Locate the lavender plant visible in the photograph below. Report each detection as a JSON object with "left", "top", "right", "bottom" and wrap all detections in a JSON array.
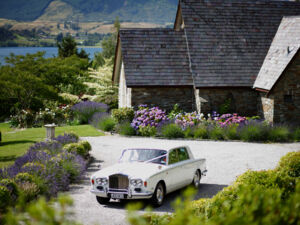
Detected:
[
  {"left": 0, "top": 132, "right": 90, "bottom": 209},
  {"left": 71, "top": 101, "right": 108, "bottom": 124}
]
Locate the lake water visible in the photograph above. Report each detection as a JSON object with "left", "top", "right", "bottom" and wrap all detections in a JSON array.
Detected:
[{"left": 0, "top": 47, "right": 102, "bottom": 65}]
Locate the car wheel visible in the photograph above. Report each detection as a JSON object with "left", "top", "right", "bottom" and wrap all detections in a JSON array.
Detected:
[
  {"left": 151, "top": 182, "right": 165, "bottom": 207},
  {"left": 96, "top": 196, "right": 110, "bottom": 205},
  {"left": 192, "top": 170, "right": 201, "bottom": 188}
]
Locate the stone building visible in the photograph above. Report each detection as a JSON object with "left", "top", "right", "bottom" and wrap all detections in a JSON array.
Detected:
[
  {"left": 112, "top": 0, "right": 300, "bottom": 123},
  {"left": 254, "top": 17, "right": 300, "bottom": 125}
]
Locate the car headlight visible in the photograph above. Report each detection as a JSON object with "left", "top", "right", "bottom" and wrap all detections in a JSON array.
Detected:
[
  {"left": 130, "top": 179, "right": 143, "bottom": 187},
  {"left": 96, "top": 178, "right": 108, "bottom": 185}
]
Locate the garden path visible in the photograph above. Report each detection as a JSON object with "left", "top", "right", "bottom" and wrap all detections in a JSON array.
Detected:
[{"left": 68, "top": 136, "right": 300, "bottom": 225}]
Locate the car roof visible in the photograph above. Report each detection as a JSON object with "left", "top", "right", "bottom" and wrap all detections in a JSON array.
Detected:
[{"left": 123, "top": 146, "right": 190, "bottom": 153}]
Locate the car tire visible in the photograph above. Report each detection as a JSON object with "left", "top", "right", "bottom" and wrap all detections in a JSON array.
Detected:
[
  {"left": 96, "top": 196, "right": 110, "bottom": 205},
  {"left": 150, "top": 182, "right": 165, "bottom": 207},
  {"left": 192, "top": 170, "right": 201, "bottom": 188}
]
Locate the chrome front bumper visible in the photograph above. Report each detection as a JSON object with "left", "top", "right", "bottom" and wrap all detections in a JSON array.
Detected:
[{"left": 90, "top": 187, "right": 153, "bottom": 199}]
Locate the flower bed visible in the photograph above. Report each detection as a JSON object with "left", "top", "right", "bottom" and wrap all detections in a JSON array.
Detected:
[
  {"left": 0, "top": 132, "right": 91, "bottom": 213},
  {"left": 10, "top": 104, "right": 73, "bottom": 128},
  {"left": 131, "top": 105, "right": 168, "bottom": 136},
  {"left": 84, "top": 103, "right": 299, "bottom": 143}
]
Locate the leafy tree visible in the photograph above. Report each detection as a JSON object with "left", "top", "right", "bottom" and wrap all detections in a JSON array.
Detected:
[
  {"left": 57, "top": 35, "right": 89, "bottom": 59},
  {"left": 0, "top": 62, "right": 58, "bottom": 111},
  {"left": 0, "top": 52, "right": 90, "bottom": 116},
  {"left": 57, "top": 35, "right": 78, "bottom": 58}
]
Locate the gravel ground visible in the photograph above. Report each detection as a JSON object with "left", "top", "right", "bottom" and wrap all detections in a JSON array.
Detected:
[{"left": 68, "top": 135, "right": 300, "bottom": 225}]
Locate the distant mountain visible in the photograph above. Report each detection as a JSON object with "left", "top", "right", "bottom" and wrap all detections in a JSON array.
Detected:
[{"left": 0, "top": 0, "right": 178, "bottom": 24}]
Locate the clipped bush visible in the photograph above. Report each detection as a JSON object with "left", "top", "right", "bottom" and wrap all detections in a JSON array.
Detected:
[
  {"left": 161, "top": 124, "right": 184, "bottom": 139},
  {"left": 63, "top": 141, "right": 91, "bottom": 158},
  {"left": 0, "top": 185, "right": 11, "bottom": 212},
  {"left": 0, "top": 179, "right": 19, "bottom": 203},
  {"left": 127, "top": 151, "right": 300, "bottom": 225},
  {"left": 194, "top": 126, "right": 208, "bottom": 139},
  {"left": 112, "top": 107, "right": 135, "bottom": 123},
  {"left": 15, "top": 173, "right": 34, "bottom": 183},
  {"left": 139, "top": 125, "right": 157, "bottom": 137},
  {"left": 276, "top": 151, "right": 300, "bottom": 178},
  {"left": 235, "top": 170, "right": 278, "bottom": 188},
  {"left": 208, "top": 126, "right": 225, "bottom": 140},
  {"left": 81, "top": 141, "right": 92, "bottom": 152},
  {"left": 117, "top": 122, "right": 136, "bottom": 136},
  {"left": 98, "top": 116, "right": 116, "bottom": 132},
  {"left": 268, "top": 126, "right": 290, "bottom": 142}
]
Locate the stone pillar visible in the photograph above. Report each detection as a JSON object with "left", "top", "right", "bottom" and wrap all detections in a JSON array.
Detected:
[{"left": 45, "top": 124, "right": 56, "bottom": 140}]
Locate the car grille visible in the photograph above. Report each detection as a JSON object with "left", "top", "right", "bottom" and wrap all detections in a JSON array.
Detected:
[{"left": 109, "top": 174, "right": 129, "bottom": 190}]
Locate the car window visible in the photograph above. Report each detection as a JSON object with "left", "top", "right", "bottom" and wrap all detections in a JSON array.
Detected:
[
  {"left": 178, "top": 148, "right": 189, "bottom": 162},
  {"left": 168, "top": 149, "right": 178, "bottom": 165}
]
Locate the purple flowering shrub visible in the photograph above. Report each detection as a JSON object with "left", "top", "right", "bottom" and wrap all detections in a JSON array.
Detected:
[
  {"left": 0, "top": 133, "right": 89, "bottom": 208},
  {"left": 216, "top": 113, "right": 248, "bottom": 128},
  {"left": 175, "top": 112, "right": 205, "bottom": 130},
  {"left": 52, "top": 132, "right": 79, "bottom": 145},
  {"left": 131, "top": 105, "right": 168, "bottom": 134},
  {"left": 71, "top": 101, "right": 108, "bottom": 124}
]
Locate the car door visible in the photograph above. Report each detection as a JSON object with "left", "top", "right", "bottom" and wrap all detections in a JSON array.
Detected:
[
  {"left": 177, "top": 147, "right": 194, "bottom": 185},
  {"left": 164, "top": 148, "right": 180, "bottom": 193}
]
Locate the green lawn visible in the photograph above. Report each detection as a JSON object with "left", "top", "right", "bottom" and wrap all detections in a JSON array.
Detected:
[{"left": 0, "top": 123, "right": 103, "bottom": 168}]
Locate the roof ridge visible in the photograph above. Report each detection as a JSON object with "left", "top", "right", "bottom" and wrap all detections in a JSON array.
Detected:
[{"left": 119, "top": 28, "right": 174, "bottom": 31}]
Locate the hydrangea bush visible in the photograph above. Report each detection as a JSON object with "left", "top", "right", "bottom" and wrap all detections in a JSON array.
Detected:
[
  {"left": 216, "top": 113, "right": 248, "bottom": 127},
  {"left": 131, "top": 105, "right": 168, "bottom": 132}
]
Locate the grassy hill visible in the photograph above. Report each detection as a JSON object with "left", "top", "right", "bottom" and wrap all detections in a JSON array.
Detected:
[{"left": 0, "top": 0, "right": 178, "bottom": 24}]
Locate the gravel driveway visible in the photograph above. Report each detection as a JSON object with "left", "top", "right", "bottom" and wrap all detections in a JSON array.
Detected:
[{"left": 68, "top": 135, "right": 300, "bottom": 225}]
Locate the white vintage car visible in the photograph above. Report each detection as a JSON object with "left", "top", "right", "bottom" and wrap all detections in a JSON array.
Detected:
[{"left": 90, "top": 146, "right": 207, "bottom": 206}]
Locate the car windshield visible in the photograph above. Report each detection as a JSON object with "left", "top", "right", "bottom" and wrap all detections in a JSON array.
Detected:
[{"left": 119, "top": 149, "right": 167, "bottom": 165}]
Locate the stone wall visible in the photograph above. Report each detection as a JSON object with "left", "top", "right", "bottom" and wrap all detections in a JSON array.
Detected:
[
  {"left": 131, "top": 87, "right": 195, "bottom": 112},
  {"left": 257, "top": 93, "right": 274, "bottom": 122},
  {"left": 268, "top": 53, "right": 300, "bottom": 125},
  {"left": 196, "top": 88, "right": 258, "bottom": 116}
]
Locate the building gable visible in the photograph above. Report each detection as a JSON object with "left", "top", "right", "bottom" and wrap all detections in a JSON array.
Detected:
[{"left": 254, "top": 16, "right": 300, "bottom": 92}]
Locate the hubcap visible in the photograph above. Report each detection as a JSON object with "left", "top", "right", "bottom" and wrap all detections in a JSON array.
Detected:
[
  {"left": 156, "top": 186, "right": 164, "bottom": 203},
  {"left": 194, "top": 171, "right": 200, "bottom": 187}
]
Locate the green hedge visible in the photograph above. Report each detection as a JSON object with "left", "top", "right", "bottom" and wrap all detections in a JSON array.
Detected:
[
  {"left": 112, "top": 107, "right": 134, "bottom": 124},
  {"left": 127, "top": 151, "right": 300, "bottom": 225}
]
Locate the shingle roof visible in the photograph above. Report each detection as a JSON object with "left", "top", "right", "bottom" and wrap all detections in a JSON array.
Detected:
[
  {"left": 120, "top": 28, "right": 193, "bottom": 87},
  {"left": 180, "top": 0, "right": 300, "bottom": 87},
  {"left": 253, "top": 16, "right": 300, "bottom": 91}
]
